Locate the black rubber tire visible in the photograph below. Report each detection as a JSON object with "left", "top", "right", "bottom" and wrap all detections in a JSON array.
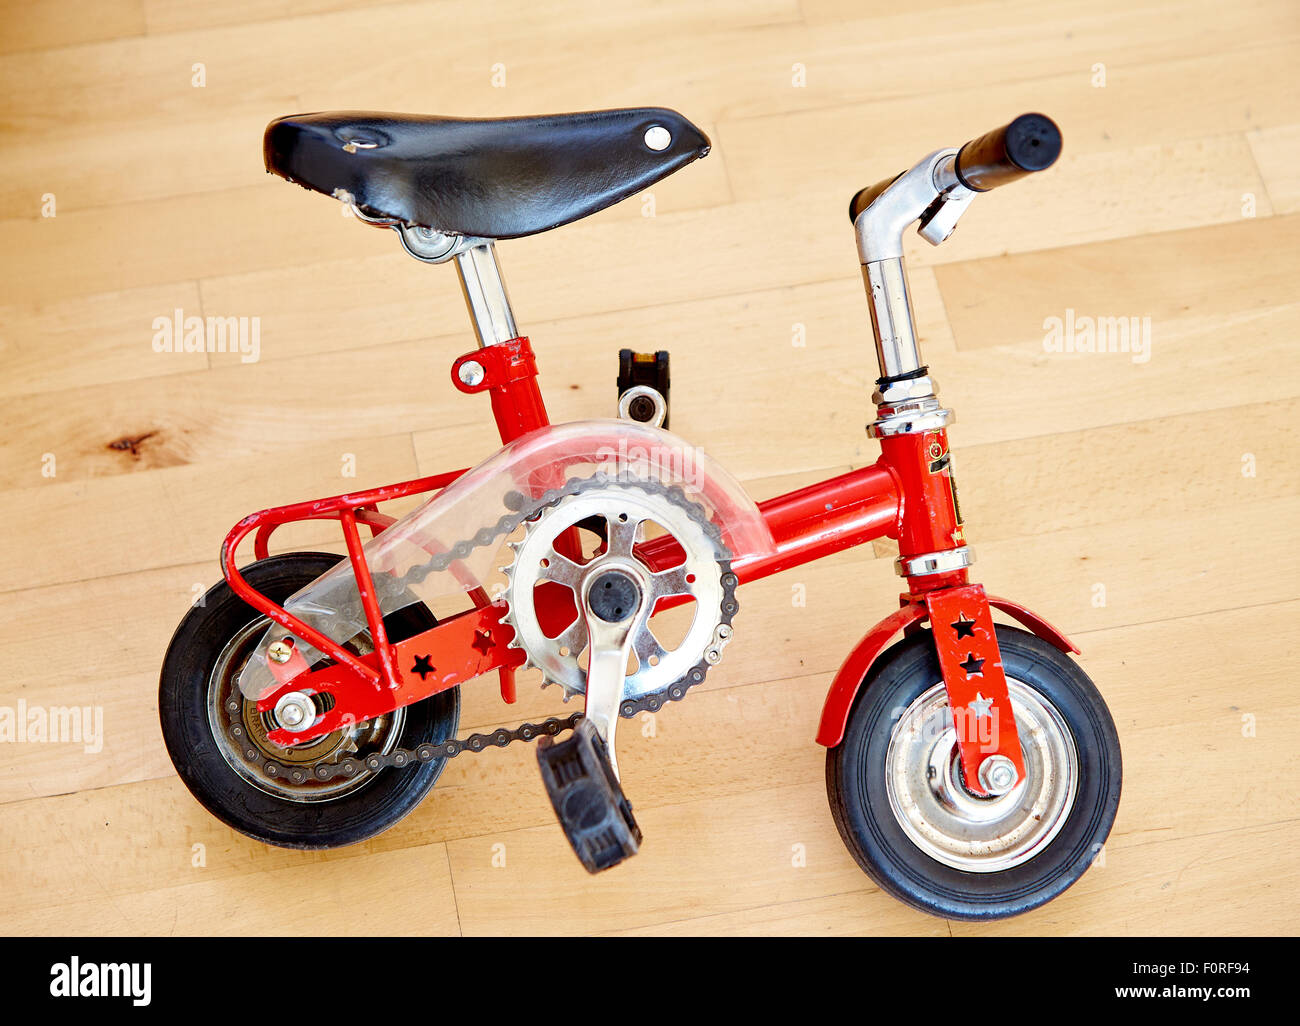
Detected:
[
  {"left": 159, "top": 552, "right": 459, "bottom": 849},
  {"left": 826, "top": 625, "right": 1121, "bottom": 921}
]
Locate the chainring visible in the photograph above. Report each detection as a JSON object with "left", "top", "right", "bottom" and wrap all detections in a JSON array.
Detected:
[{"left": 500, "top": 477, "right": 737, "bottom": 704}]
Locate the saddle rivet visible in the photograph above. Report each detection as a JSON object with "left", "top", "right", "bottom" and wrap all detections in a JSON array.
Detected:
[{"left": 644, "top": 126, "right": 671, "bottom": 151}]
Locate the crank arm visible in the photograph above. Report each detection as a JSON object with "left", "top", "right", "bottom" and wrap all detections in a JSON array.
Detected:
[{"left": 579, "top": 562, "right": 652, "bottom": 780}]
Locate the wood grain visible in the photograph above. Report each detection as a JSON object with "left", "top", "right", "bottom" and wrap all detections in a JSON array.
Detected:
[{"left": 0, "top": 0, "right": 1296, "bottom": 937}]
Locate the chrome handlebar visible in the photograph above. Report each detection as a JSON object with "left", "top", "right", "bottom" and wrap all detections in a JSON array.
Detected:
[{"left": 850, "top": 115, "right": 1062, "bottom": 385}]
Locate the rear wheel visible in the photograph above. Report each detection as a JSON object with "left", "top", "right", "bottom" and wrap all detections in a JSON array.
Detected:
[
  {"left": 159, "top": 552, "right": 459, "bottom": 849},
  {"left": 826, "top": 625, "right": 1120, "bottom": 920}
]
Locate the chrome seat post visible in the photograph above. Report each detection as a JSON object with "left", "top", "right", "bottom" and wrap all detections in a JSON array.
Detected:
[
  {"left": 454, "top": 242, "right": 519, "bottom": 348},
  {"left": 348, "top": 207, "right": 521, "bottom": 349}
]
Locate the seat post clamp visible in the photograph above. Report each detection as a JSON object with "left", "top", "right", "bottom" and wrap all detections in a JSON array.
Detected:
[
  {"left": 450, "top": 336, "right": 548, "bottom": 444},
  {"left": 451, "top": 337, "right": 538, "bottom": 395}
]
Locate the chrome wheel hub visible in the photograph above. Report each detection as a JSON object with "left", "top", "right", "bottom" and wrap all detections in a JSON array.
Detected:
[
  {"left": 273, "top": 691, "right": 316, "bottom": 733},
  {"left": 885, "top": 679, "right": 1078, "bottom": 873},
  {"left": 207, "top": 618, "right": 406, "bottom": 803}
]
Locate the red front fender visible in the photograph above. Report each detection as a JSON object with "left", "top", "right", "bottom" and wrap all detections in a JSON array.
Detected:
[{"left": 815, "top": 594, "right": 1079, "bottom": 748}]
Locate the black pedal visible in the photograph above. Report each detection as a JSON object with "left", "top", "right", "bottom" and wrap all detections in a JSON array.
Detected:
[
  {"left": 536, "top": 718, "right": 642, "bottom": 873},
  {"left": 617, "top": 349, "right": 670, "bottom": 428}
]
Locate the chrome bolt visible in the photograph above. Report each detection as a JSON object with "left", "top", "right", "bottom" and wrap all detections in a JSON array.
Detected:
[
  {"left": 458, "top": 360, "right": 486, "bottom": 387},
  {"left": 273, "top": 692, "right": 316, "bottom": 734},
  {"left": 267, "top": 640, "right": 293, "bottom": 664},
  {"left": 978, "top": 754, "right": 1019, "bottom": 795}
]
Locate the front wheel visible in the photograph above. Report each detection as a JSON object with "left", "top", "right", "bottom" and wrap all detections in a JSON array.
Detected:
[{"left": 826, "top": 625, "right": 1121, "bottom": 920}]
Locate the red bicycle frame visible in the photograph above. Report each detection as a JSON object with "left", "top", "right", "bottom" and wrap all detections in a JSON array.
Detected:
[
  {"left": 224, "top": 183, "right": 1080, "bottom": 795},
  {"left": 221, "top": 334, "right": 909, "bottom": 723}
]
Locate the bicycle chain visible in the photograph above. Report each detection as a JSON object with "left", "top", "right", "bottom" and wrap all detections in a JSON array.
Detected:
[
  {"left": 223, "top": 708, "right": 584, "bottom": 785},
  {"left": 224, "top": 474, "right": 738, "bottom": 784}
]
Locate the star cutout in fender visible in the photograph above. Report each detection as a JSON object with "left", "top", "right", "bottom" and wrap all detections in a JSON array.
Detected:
[
  {"left": 951, "top": 614, "right": 976, "bottom": 640},
  {"left": 959, "top": 652, "right": 985, "bottom": 676},
  {"left": 410, "top": 654, "right": 434, "bottom": 680},
  {"left": 471, "top": 629, "right": 494, "bottom": 655},
  {"left": 969, "top": 692, "right": 994, "bottom": 718}
]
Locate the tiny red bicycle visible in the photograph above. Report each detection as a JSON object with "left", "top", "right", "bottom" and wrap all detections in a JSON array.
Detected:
[{"left": 160, "top": 108, "right": 1121, "bottom": 920}]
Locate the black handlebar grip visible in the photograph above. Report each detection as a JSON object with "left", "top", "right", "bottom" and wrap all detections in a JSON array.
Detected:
[{"left": 955, "top": 113, "right": 1062, "bottom": 192}]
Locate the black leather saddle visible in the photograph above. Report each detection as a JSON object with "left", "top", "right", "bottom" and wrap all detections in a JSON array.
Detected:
[{"left": 264, "top": 107, "right": 710, "bottom": 240}]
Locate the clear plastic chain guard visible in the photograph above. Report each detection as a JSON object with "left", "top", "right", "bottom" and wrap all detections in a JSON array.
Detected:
[{"left": 236, "top": 419, "right": 773, "bottom": 699}]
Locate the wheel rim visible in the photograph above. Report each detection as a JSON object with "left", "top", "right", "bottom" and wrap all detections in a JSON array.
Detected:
[
  {"left": 884, "top": 679, "right": 1078, "bottom": 873},
  {"left": 205, "top": 618, "right": 406, "bottom": 803}
]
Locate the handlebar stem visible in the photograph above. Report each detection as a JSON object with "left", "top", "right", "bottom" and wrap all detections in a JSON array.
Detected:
[
  {"left": 861, "top": 257, "right": 924, "bottom": 379},
  {"left": 853, "top": 147, "right": 976, "bottom": 386},
  {"left": 853, "top": 149, "right": 970, "bottom": 437},
  {"left": 851, "top": 114, "right": 1057, "bottom": 439},
  {"left": 853, "top": 149, "right": 961, "bottom": 263}
]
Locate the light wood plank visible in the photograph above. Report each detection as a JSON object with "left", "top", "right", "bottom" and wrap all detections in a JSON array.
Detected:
[
  {"left": 0, "top": 0, "right": 144, "bottom": 56},
  {"left": 719, "top": 38, "right": 1300, "bottom": 201},
  {"left": 0, "top": 281, "right": 208, "bottom": 398},
  {"left": 0, "top": 432, "right": 421, "bottom": 589},
  {"left": 3, "top": 0, "right": 1297, "bottom": 939},
  {"left": 9, "top": 212, "right": 1294, "bottom": 495},
  {"left": 1247, "top": 122, "right": 1300, "bottom": 214}
]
